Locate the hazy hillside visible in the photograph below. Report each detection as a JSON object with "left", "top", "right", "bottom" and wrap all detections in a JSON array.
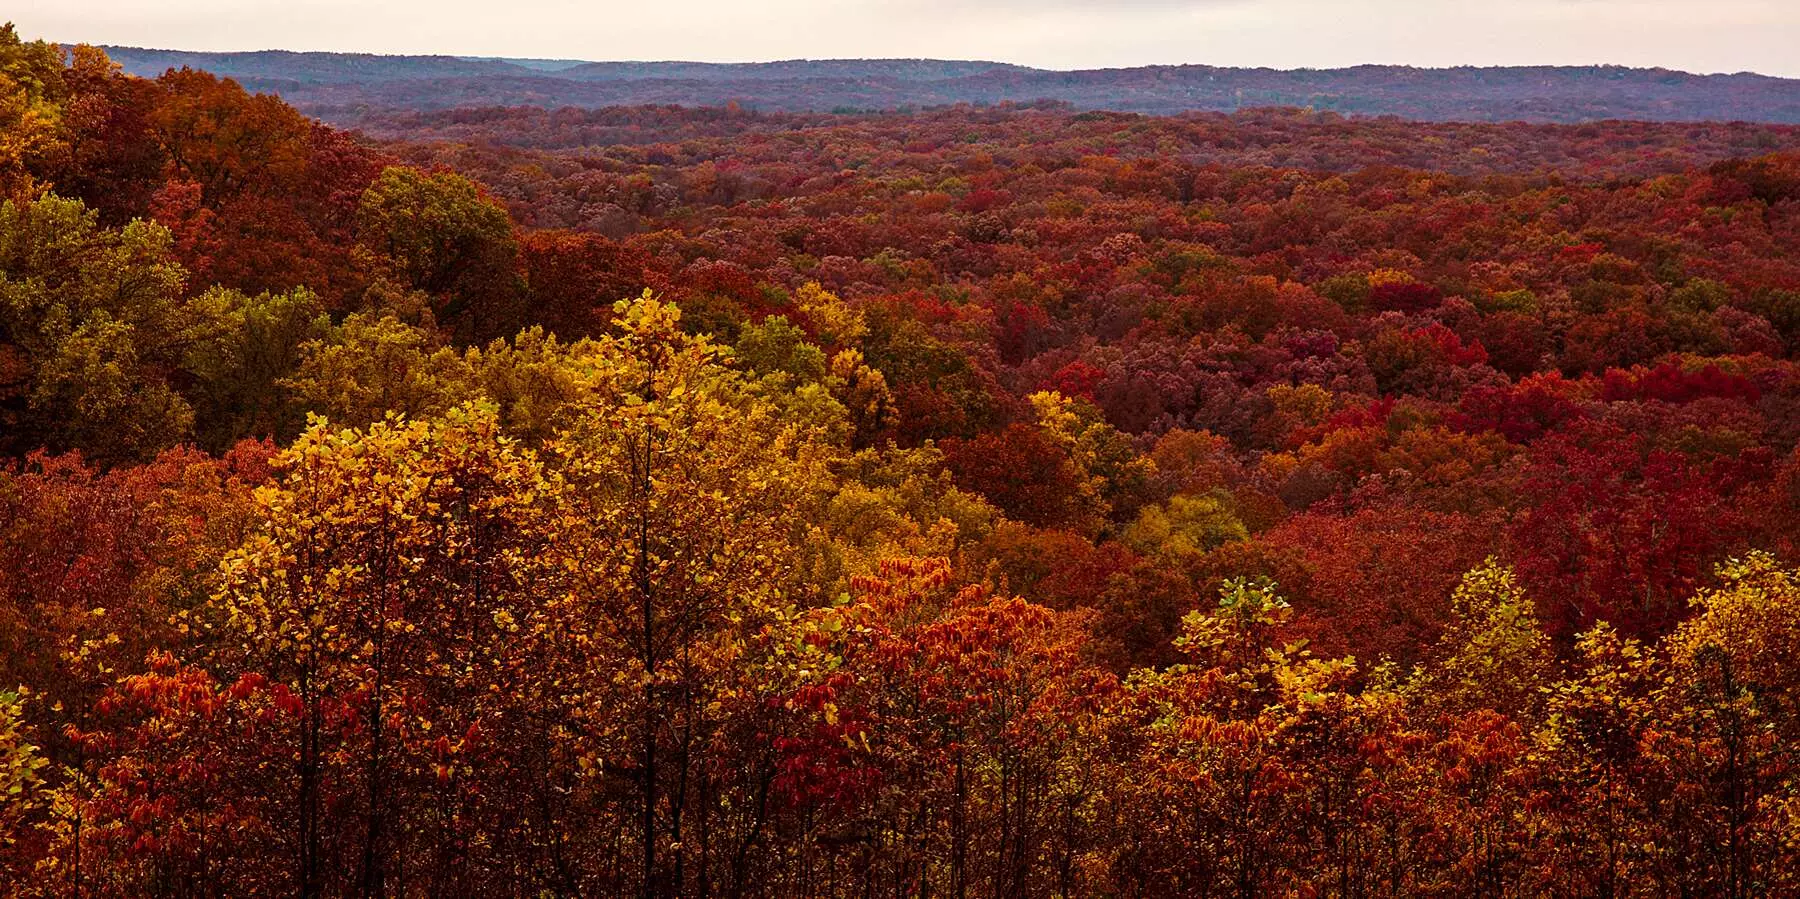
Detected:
[
  {"left": 102, "top": 46, "right": 540, "bottom": 81},
  {"left": 102, "top": 45, "right": 1800, "bottom": 123},
  {"left": 102, "top": 47, "right": 1029, "bottom": 85}
]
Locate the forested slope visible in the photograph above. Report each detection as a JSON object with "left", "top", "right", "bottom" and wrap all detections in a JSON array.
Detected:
[{"left": 6, "top": 26, "right": 1800, "bottom": 895}]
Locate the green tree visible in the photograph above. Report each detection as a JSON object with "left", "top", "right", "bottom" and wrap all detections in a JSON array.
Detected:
[
  {"left": 0, "top": 194, "right": 211, "bottom": 461},
  {"left": 184, "top": 286, "right": 332, "bottom": 449},
  {"left": 356, "top": 167, "right": 523, "bottom": 343}
]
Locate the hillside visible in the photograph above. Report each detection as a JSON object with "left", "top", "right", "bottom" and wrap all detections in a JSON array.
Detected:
[
  {"left": 10, "top": 26, "right": 1800, "bottom": 896},
  {"left": 103, "top": 45, "right": 1800, "bottom": 123}
]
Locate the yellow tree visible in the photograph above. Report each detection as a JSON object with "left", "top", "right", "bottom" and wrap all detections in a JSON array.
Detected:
[
  {"left": 1419, "top": 559, "right": 1553, "bottom": 722},
  {"left": 0, "top": 687, "right": 46, "bottom": 888},
  {"left": 545, "top": 292, "right": 835, "bottom": 896},
  {"left": 0, "top": 25, "right": 66, "bottom": 197},
  {"left": 1530, "top": 623, "right": 1666, "bottom": 896},
  {"left": 1655, "top": 553, "right": 1800, "bottom": 896},
  {"left": 1110, "top": 577, "right": 1358, "bottom": 896},
  {"left": 1027, "top": 390, "right": 1156, "bottom": 531},
  {"left": 63, "top": 293, "right": 851, "bottom": 896},
  {"left": 213, "top": 404, "right": 567, "bottom": 896}
]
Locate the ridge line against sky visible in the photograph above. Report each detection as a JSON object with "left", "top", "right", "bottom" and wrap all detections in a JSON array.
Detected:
[
  {"left": 86, "top": 47, "right": 1800, "bottom": 81},
  {"left": 19, "top": 0, "right": 1800, "bottom": 79}
]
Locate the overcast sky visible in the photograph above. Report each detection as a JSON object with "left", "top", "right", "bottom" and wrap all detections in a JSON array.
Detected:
[{"left": 17, "top": 0, "right": 1800, "bottom": 77}]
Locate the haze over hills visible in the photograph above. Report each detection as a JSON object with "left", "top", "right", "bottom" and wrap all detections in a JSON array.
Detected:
[
  {"left": 99, "top": 47, "right": 1033, "bottom": 85},
  {"left": 100, "top": 44, "right": 1800, "bottom": 124}
]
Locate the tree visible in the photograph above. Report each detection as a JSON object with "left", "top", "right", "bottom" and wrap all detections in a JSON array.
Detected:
[
  {"left": 281, "top": 311, "right": 466, "bottom": 428},
  {"left": 769, "top": 557, "right": 1114, "bottom": 897},
  {"left": 519, "top": 229, "right": 648, "bottom": 339},
  {"left": 0, "top": 194, "right": 208, "bottom": 462},
  {"left": 0, "top": 687, "right": 46, "bottom": 888},
  {"left": 545, "top": 293, "right": 835, "bottom": 895},
  {"left": 211, "top": 404, "right": 567, "bottom": 896},
  {"left": 1530, "top": 623, "right": 1668, "bottom": 895},
  {"left": 942, "top": 423, "right": 1088, "bottom": 530},
  {"left": 1109, "top": 577, "right": 1359, "bottom": 897},
  {"left": 1122, "top": 491, "right": 1249, "bottom": 563},
  {"left": 1509, "top": 421, "right": 1759, "bottom": 639},
  {"left": 1419, "top": 560, "right": 1553, "bottom": 721},
  {"left": 1654, "top": 553, "right": 1800, "bottom": 896},
  {"left": 183, "top": 286, "right": 332, "bottom": 449},
  {"left": 41, "top": 654, "right": 290, "bottom": 896},
  {"left": 0, "top": 24, "right": 66, "bottom": 197},
  {"left": 356, "top": 167, "right": 524, "bottom": 343}
]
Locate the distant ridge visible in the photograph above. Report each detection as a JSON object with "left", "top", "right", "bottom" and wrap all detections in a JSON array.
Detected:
[
  {"left": 101, "top": 47, "right": 1032, "bottom": 85},
  {"left": 97, "top": 45, "right": 1800, "bottom": 124},
  {"left": 103, "top": 47, "right": 534, "bottom": 82}
]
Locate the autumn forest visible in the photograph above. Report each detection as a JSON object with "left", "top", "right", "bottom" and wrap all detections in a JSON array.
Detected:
[{"left": 8, "top": 22, "right": 1800, "bottom": 897}]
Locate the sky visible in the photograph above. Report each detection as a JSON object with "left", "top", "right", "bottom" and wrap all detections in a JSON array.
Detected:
[{"left": 16, "top": 0, "right": 1800, "bottom": 77}]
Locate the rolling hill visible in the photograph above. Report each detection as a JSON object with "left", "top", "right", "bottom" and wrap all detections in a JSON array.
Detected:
[{"left": 99, "top": 45, "right": 1800, "bottom": 124}]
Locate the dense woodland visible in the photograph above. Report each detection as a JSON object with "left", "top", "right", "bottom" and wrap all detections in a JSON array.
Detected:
[{"left": 9, "top": 25, "right": 1800, "bottom": 896}]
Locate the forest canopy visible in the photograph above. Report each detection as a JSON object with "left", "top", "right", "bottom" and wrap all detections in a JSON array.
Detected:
[{"left": 5, "top": 24, "right": 1800, "bottom": 896}]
